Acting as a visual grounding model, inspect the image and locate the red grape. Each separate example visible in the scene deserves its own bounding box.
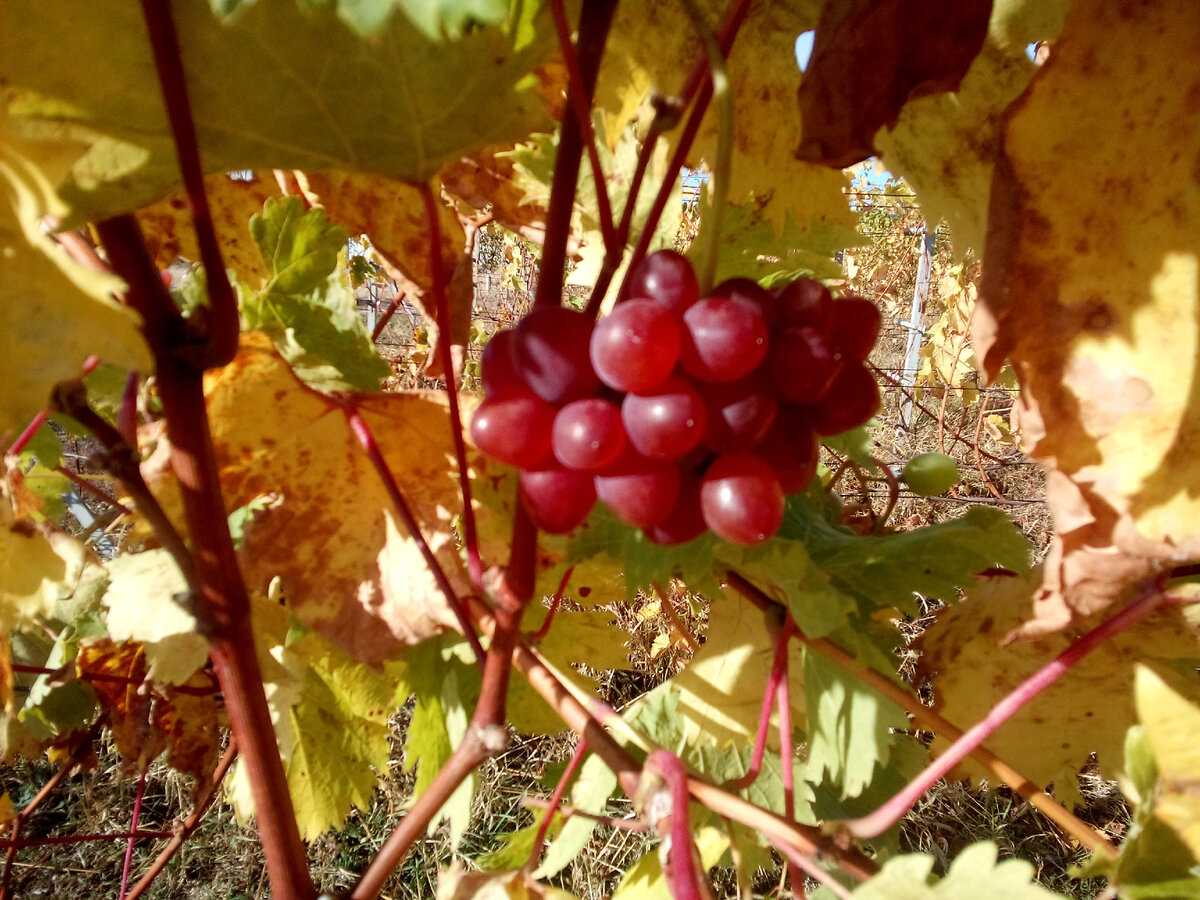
[621,375,707,460]
[511,306,599,405]
[699,453,784,545]
[590,299,681,393]
[712,277,778,328]
[626,249,699,315]
[552,398,627,471]
[520,466,596,534]
[594,450,681,528]
[469,391,556,468]
[679,296,768,383]
[646,471,707,545]
[703,373,778,453]
[776,277,833,333]
[829,298,881,363]
[766,326,841,404]
[756,408,819,493]
[480,329,525,396]
[808,364,881,435]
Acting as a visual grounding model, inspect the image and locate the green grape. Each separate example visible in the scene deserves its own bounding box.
[902,452,959,496]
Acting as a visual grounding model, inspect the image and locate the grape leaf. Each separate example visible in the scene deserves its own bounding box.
[279,634,396,839]
[873,0,1064,256]
[102,549,208,686]
[780,499,1030,618]
[144,333,466,663]
[803,649,908,800]
[852,841,1069,899]
[4,426,71,525]
[1134,666,1200,863]
[0,108,150,442]
[137,172,280,284]
[0,0,555,222]
[917,570,1200,808]
[973,1,1200,633]
[16,614,102,743]
[610,825,728,900]
[334,0,510,41]
[436,865,579,900]
[796,0,992,169]
[475,816,563,873]
[1,488,87,634]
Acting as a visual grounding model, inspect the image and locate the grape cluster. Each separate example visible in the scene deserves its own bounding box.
[470,251,881,545]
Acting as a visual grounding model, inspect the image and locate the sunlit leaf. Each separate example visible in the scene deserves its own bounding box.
[852,841,1069,899]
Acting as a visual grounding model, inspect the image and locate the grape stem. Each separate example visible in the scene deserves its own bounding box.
[118,766,149,900]
[645,750,707,900]
[725,613,794,791]
[526,740,588,868]
[844,584,1169,840]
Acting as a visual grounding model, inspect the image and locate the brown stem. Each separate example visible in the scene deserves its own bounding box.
[123,741,239,900]
[138,0,238,367]
[370,287,404,343]
[973,392,1006,501]
[870,455,900,533]
[533,0,617,310]
[419,184,484,591]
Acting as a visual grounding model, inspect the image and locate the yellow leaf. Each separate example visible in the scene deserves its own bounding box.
[0,793,15,829]
[1135,665,1200,861]
[919,570,1200,808]
[975,1,1200,630]
[0,485,87,633]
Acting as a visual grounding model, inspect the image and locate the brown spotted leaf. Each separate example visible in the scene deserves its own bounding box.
[796,0,992,169]
[975,0,1200,632]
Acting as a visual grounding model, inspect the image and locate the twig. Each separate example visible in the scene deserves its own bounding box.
[723,570,1119,857]
[522,797,646,832]
[123,741,239,900]
[973,392,1006,501]
[370,287,405,343]
[118,766,148,899]
[342,401,484,668]
[845,587,1167,840]
[529,566,574,643]
[548,0,618,257]
[0,831,173,852]
[53,466,133,517]
[138,0,238,367]
[654,582,700,654]
[870,455,900,533]
[527,740,587,867]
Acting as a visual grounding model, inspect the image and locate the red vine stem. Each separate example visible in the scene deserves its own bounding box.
[723,570,1118,856]
[342,403,484,667]
[522,797,646,831]
[548,0,618,257]
[845,587,1170,840]
[96,216,315,900]
[53,466,133,516]
[773,627,806,896]
[0,831,173,851]
[527,740,588,867]
[529,566,574,643]
[123,741,239,900]
[5,412,48,457]
[419,184,484,591]
[645,750,705,900]
[138,0,238,367]
[118,767,148,899]
[726,615,794,791]
[370,287,404,343]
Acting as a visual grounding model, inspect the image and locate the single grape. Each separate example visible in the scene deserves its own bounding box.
[626,249,699,315]
[766,326,841,404]
[776,277,833,333]
[594,450,681,528]
[699,453,784,545]
[621,375,707,460]
[703,372,778,453]
[511,306,600,405]
[808,364,881,435]
[755,408,819,493]
[679,296,768,383]
[552,398,627,471]
[590,299,681,393]
[712,277,778,328]
[646,471,707,545]
[829,298,882,363]
[520,466,597,534]
[480,329,525,396]
[902,452,959,496]
[469,391,556,468]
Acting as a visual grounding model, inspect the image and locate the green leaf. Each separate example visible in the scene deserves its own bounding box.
[281,635,397,839]
[853,841,1070,899]
[102,549,208,686]
[335,0,510,40]
[475,816,562,872]
[804,649,908,800]
[242,197,390,392]
[8,421,70,523]
[823,425,876,468]
[781,500,1030,617]
[18,614,104,741]
[535,753,619,879]
[0,0,555,222]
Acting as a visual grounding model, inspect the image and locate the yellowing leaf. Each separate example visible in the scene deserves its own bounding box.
[0,107,149,441]
[103,549,208,686]
[1135,666,1200,861]
[918,570,1200,807]
[437,866,579,900]
[137,172,281,284]
[155,333,468,663]
[853,841,1067,899]
[0,488,87,633]
[0,793,15,829]
[974,1,1200,631]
